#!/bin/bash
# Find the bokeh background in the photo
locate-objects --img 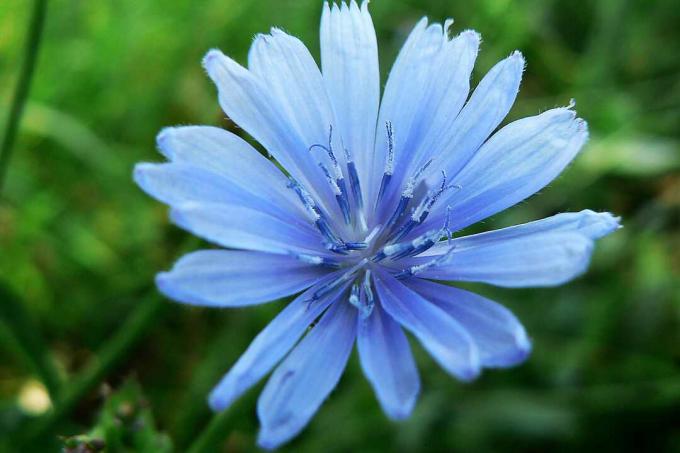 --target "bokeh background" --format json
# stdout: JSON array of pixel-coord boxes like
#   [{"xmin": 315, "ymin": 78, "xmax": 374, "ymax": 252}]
[{"xmin": 1, "ymin": 0, "xmax": 679, "ymax": 451}]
